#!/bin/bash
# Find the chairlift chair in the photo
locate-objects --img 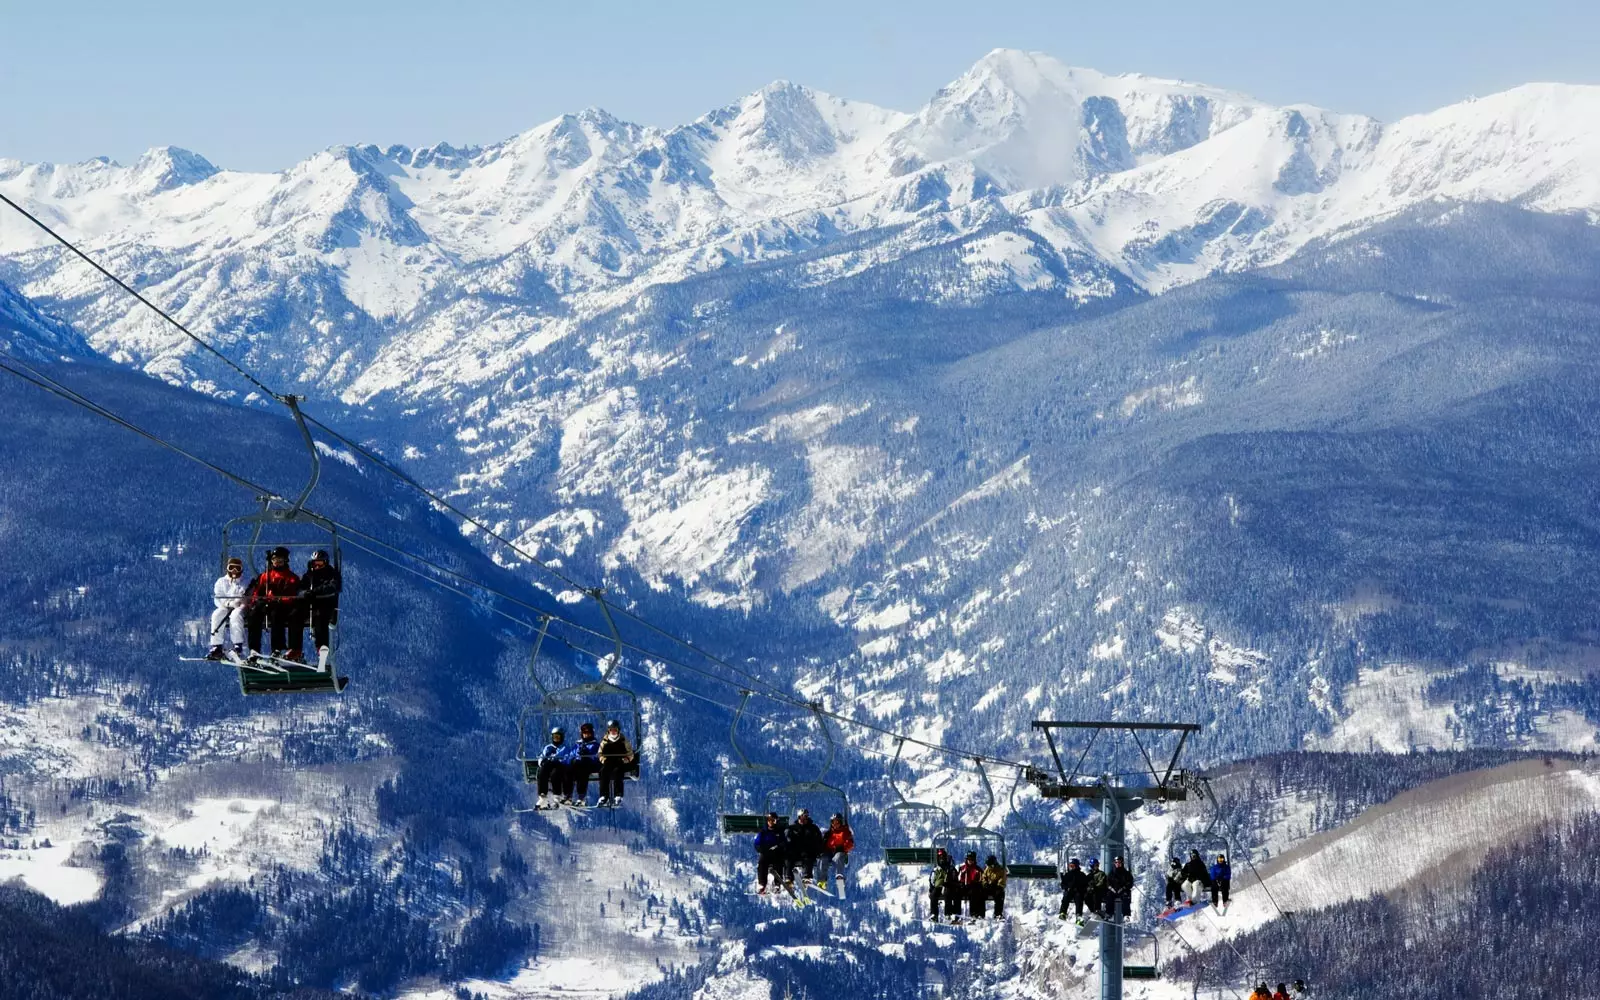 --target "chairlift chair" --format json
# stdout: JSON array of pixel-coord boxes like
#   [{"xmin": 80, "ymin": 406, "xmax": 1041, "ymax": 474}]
[
  {"xmin": 1002, "ymin": 767, "xmax": 1059, "ymax": 880},
  {"xmin": 1123, "ymin": 927, "xmax": 1160, "ymax": 980},
  {"xmin": 762, "ymin": 702, "xmax": 850, "ymax": 829},
  {"xmin": 217, "ymin": 396, "xmax": 347, "ymax": 695},
  {"xmin": 718, "ymin": 690, "xmax": 795, "ymax": 835},
  {"xmin": 516, "ymin": 593, "xmax": 644, "ymax": 801},
  {"xmin": 934, "ymin": 757, "xmax": 1007, "ymax": 868},
  {"xmin": 881, "ymin": 738, "xmax": 949, "ymax": 866}
]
